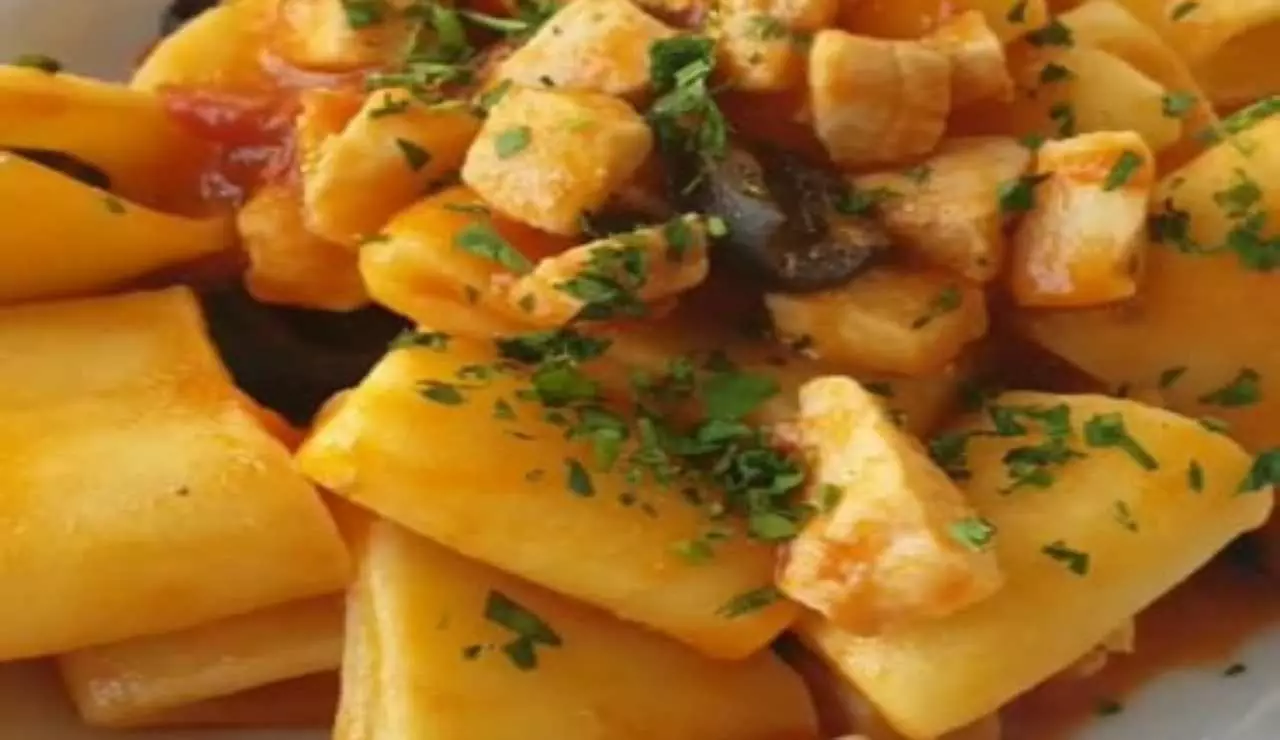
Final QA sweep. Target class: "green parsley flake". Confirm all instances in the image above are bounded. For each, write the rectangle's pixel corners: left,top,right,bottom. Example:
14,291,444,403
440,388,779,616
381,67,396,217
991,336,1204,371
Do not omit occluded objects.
493,398,517,421
103,196,127,215
747,14,789,40
1096,699,1124,717
419,380,466,405
1112,501,1139,532
1198,368,1262,407
701,370,779,420
1162,91,1198,119
12,53,61,73
1170,1,1199,21
749,511,801,541
1159,366,1188,389
717,585,782,619
912,287,963,329
1239,449,1280,493
1039,62,1074,84
341,0,384,28
557,243,649,320
369,97,411,118
1224,662,1248,677
818,483,844,513
395,139,431,171
663,217,696,260
484,590,562,671
1188,459,1205,492
565,458,595,496
1049,102,1077,136
998,173,1050,215
494,125,532,159
1006,0,1029,24
1083,412,1158,471
474,80,514,114
647,36,728,161
1027,19,1074,47
834,186,898,216
1042,540,1090,575
904,164,933,184
1214,169,1263,217
454,223,533,274
1102,150,1145,191
949,517,997,552
390,330,451,351
1200,416,1232,434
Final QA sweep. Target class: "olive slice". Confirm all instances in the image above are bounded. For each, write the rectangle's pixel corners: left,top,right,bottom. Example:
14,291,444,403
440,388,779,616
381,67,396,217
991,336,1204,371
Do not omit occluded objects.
680,143,890,293
199,286,409,424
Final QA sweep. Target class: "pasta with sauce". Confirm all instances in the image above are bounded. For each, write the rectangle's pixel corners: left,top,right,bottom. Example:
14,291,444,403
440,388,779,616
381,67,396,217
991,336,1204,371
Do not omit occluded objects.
3,0,1280,737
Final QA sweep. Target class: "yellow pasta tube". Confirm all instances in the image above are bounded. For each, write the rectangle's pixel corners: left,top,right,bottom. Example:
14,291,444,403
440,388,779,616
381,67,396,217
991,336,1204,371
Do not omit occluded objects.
59,595,344,728
802,392,1272,739
0,67,212,212
338,519,818,740
132,0,277,93
1115,0,1280,107
1058,0,1218,168
0,288,350,660
296,337,796,659
0,154,233,305
1020,114,1280,453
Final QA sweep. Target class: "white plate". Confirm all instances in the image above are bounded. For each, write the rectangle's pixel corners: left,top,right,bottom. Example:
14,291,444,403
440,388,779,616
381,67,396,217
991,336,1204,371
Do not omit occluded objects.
2,1,1280,738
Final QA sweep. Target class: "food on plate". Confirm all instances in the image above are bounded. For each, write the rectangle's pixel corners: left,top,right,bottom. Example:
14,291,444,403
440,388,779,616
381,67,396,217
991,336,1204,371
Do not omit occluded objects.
3,0,1280,737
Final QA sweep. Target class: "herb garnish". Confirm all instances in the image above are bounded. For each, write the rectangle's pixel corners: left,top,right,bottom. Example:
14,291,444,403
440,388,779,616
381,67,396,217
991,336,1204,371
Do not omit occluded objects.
950,517,997,551
454,223,533,274
912,287,962,329
484,590,562,670
717,585,782,618
998,173,1050,214
1083,412,1158,470
1102,150,1144,191
494,125,532,159
1198,368,1262,408
1042,540,1090,575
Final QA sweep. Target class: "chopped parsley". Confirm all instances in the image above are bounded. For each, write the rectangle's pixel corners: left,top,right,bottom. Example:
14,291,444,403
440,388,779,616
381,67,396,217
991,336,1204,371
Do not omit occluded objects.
997,404,1084,493
1112,501,1139,532
904,164,933,185
565,458,595,497
1027,19,1074,47
1188,459,1205,492
369,97,411,118
1042,540,1090,575
390,330,451,351
493,398,517,420
912,287,963,329
1162,91,1198,119
418,380,467,405
1102,150,1144,191
12,53,61,73
663,217,697,260
1239,449,1280,493
1096,699,1124,717
700,370,778,420
949,517,997,552
1224,662,1248,677
1007,0,1029,24
647,36,729,162
747,14,789,40
484,590,562,670
1200,416,1232,434
1170,1,1199,21
998,173,1050,215
395,139,432,171
474,80,514,114
818,483,844,513
1201,97,1280,144
1049,102,1077,136
341,0,384,28
835,185,898,216
557,243,649,320
717,585,782,618
1159,366,1188,389
1039,62,1074,84
494,125,532,159
454,223,533,274
103,196,127,215
1198,368,1262,408
1083,412,1158,471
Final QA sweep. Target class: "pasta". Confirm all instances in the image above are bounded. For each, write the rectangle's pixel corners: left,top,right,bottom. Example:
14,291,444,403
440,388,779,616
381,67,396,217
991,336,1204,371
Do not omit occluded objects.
338,518,819,740
4,0,1280,736
59,595,344,728
0,288,349,660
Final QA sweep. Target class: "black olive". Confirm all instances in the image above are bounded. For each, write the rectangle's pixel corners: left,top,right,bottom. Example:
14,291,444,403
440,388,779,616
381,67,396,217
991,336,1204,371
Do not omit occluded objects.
199,286,409,424
678,143,890,293
161,0,219,36
10,149,111,191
